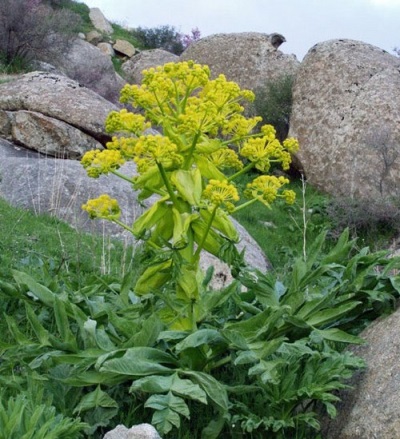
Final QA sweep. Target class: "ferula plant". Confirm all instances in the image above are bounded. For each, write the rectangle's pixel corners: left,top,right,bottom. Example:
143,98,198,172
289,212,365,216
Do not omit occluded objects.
81,61,298,330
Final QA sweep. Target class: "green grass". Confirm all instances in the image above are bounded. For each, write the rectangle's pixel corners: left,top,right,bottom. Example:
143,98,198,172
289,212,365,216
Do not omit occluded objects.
0,198,137,285
110,23,142,49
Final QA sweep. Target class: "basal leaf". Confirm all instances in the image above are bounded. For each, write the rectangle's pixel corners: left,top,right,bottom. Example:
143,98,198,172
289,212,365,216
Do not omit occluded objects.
181,370,228,412
99,347,176,376
175,329,226,353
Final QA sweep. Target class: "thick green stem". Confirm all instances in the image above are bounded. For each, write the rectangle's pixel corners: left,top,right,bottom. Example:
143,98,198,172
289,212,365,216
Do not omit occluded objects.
193,205,218,261
183,131,201,170
156,162,180,208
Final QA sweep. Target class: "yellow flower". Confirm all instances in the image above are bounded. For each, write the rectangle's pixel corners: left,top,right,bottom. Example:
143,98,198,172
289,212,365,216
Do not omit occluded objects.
283,137,300,153
81,149,125,178
245,175,292,206
282,189,296,204
209,148,243,171
202,179,240,212
105,110,151,135
133,135,183,173
222,114,262,138
82,194,121,220
261,124,277,141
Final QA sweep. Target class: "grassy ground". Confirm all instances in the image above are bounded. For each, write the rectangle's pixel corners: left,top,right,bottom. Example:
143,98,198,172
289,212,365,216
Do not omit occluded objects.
0,198,137,285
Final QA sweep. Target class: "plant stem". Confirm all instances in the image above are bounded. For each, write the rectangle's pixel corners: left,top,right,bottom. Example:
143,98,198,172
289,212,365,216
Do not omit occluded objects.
228,161,255,182
232,198,258,213
193,206,218,261
111,170,136,185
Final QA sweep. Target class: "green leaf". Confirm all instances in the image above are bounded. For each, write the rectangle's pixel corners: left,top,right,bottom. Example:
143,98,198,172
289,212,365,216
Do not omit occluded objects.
181,370,228,412
171,168,202,205
131,373,207,404
145,392,189,434
200,208,239,241
311,328,365,345
12,270,55,306
175,329,227,353
305,301,361,327
172,209,199,248
135,260,172,295
132,198,170,237
25,303,50,346
99,347,176,376
54,296,78,351
73,386,118,414
128,314,164,348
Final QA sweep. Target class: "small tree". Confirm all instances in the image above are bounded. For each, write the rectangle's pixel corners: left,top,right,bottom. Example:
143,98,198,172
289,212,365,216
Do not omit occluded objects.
251,74,294,141
0,0,81,70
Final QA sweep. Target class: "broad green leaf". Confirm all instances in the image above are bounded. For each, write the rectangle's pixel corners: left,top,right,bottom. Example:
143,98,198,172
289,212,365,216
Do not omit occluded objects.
172,209,199,248
171,168,202,205
195,155,226,181
305,301,361,327
176,264,200,301
224,307,287,343
73,386,118,413
311,328,365,345
132,198,170,237
200,208,239,241
129,314,164,348
321,228,354,265
192,218,223,257
83,319,115,351
175,329,226,353
146,392,189,434
25,303,50,346
181,370,228,412
131,373,207,404
54,296,78,351
248,359,285,385
100,347,176,376
135,260,172,295
12,270,55,306
201,415,226,439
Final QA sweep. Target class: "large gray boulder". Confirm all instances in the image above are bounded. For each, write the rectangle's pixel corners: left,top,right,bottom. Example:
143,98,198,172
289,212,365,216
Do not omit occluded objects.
0,141,270,285
322,305,400,438
0,110,102,159
122,49,179,84
103,424,161,439
0,71,117,144
89,7,113,34
55,38,126,103
180,32,299,91
289,39,400,198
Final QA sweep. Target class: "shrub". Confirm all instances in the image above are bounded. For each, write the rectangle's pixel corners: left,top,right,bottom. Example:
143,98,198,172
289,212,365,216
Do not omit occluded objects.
0,0,81,71
131,25,186,55
251,74,294,141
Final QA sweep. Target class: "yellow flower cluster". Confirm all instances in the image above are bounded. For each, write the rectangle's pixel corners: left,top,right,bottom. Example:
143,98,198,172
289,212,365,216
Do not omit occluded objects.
82,194,121,220
106,136,138,160
221,114,262,138
119,62,211,124
133,135,183,173
209,148,243,171
81,149,125,178
240,125,296,172
245,175,295,206
105,110,151,135
202,179,240,212
283,137,300,153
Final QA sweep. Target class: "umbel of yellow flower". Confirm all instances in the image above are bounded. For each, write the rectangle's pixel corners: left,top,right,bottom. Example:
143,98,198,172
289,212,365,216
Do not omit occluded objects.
245,175,296,207
82,195,121,220
202,179,240,213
